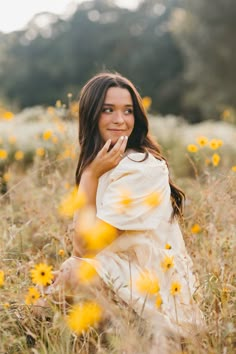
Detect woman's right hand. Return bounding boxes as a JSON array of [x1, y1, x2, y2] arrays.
[[85, 135, 128, 179]]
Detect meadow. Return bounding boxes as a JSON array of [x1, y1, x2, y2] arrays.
[[0, 104, 235, 353]]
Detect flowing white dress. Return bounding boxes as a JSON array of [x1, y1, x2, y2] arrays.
[[83, 152, 204, 336]]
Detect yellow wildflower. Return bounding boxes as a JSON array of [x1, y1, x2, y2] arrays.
[[136, 270, 160, 295], [170, 281, 182, 296], [196, 136, 208, 147], [67, 301, 102, 335], [77, 261, 97, 283], [191, 223, 201, 234], [142, 96, 152, 111], [209, 139, 219, 150], [14, 150, 24, 161], [80, 215, 117, 251], [212, 153, 220, 167], [217, 139, 223, 147], [2, 111, 14, 120], [161, 256, 174, 272], [36, 147, 45, 157], [43, 130, 53, 140], [144, 191, 161, 208], [58, 187, 87, 218], [165, 243, 172, 250], [8, 135, 16, 144], [0, 270, 4, 286], [3, 302, 10, 309], [155, 293, 163, 309], [30, 263, 53, 286], [0, 149, 8, 160], [25, 287, 40, 305], [58, 249, 65, 257], [187, 144, 198, 153], [231, 166, 236, 172]]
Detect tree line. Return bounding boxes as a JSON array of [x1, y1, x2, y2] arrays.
[[0, 0, 235, 123]]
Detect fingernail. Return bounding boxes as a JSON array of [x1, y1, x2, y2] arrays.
[[120, 136, 124, 140], [125, 136, 128, 140]]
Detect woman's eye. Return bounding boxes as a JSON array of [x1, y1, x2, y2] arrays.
[[124, 109, 133, 114], [102, 107, 112, 113]]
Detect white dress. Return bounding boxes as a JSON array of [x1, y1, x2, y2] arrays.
[[83, 152, 204, 336]]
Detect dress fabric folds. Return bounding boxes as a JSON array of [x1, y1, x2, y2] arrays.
[[82, 152, 204, 335]]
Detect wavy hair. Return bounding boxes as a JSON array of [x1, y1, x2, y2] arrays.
[[75, 72, 185, 219]]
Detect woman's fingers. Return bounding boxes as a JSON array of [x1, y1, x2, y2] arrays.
[[109, 135, 128, 158], [99, 139, 112, 156]]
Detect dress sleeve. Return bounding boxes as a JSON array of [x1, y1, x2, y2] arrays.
[[96, 155, 172, 231]]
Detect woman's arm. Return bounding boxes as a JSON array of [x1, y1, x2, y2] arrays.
[[73, 136, 128, 256]]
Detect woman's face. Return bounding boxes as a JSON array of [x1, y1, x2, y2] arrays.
[[98, 87, 135, 145]]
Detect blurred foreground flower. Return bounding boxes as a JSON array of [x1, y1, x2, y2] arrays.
[[155, 293, 163, 309], [142, 96, 152, 111], [43, 130, 53, 140], [209, 139, 220, 150], [165, 243, 172, 250], [187, 144, 198, 153], [77, 261, 97, 283], [170, 281, 182, 296], [161, 255, 174, 272], [36, 147, 45, 157], [25, 287, 40, 305], [0, 270, 4, 286], [58, 187, 87, 218], [191, 223, 201, 234], [232, 166, 236, 172], [78, 209, 117, 251], [30, 263, 53, 286], [58, 249, 65, 257], [136, 270, 160, 295], [1, 111, 14, 120], [0, 149, 8, 160], [212, 153, 220, 167], [14, 150, 24, 161], [196, 136, 208, 147], [67, 301, 102, 335]]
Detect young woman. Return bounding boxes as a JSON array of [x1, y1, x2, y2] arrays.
[[50, 72, 204, 343]]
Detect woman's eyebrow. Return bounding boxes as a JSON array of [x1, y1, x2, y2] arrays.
[[103, 103, 133, 107]]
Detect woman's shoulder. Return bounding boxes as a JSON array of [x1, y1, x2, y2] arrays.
[[109, 150, 168, 181], [121, 151, 167, 169]]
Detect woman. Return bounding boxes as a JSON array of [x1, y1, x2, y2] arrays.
[[50, 72, 204, 344]]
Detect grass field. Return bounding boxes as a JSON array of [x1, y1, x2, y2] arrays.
[[0, 107, 235, 353]]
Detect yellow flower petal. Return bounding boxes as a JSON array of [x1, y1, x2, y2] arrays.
[[67, 301, 102, 335], [136, 270, 160, 295], [187, 144, 198, 153], [170, 281, 182, 296], [30, 263, 53, 286]]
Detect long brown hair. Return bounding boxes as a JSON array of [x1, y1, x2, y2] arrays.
[[75, 72, 185, 218]]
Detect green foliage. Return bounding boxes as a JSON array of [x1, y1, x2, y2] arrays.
[[172, 0, 236, 119]]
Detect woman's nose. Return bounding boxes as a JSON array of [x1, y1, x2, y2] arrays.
[[113, 111, 124, 123]]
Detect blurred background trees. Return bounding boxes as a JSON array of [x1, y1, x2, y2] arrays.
[[0, 0, 235, 123]]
